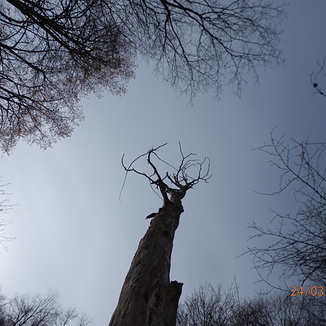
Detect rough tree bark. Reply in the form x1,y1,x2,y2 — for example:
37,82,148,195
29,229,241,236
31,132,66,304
109,191,184,326
109,144,210,326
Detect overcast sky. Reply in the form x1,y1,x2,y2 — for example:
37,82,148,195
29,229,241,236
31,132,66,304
1,1,326,325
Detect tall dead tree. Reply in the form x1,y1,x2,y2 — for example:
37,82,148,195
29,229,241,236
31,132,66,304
109,144,210,326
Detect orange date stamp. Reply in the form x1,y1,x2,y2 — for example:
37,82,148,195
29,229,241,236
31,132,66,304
290,286,325,297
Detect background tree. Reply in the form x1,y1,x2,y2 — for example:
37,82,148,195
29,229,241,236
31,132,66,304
0,0,135,153
0,290,91,326
246,130,326,286
177,283,274,326
1,0,285,153
177,283,326,326
109,144,210,326
176,283,237,326
119,0,285,98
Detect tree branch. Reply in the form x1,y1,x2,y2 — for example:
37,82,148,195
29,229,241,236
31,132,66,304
120,143,211,206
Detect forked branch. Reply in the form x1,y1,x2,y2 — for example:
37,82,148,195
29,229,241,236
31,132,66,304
120,143,211,205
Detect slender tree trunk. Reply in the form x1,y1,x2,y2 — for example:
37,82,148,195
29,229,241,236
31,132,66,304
109,192,186,326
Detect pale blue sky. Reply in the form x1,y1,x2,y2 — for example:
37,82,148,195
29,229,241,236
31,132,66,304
1,1,326,325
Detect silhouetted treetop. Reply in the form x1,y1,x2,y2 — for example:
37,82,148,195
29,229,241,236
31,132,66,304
117,0,285,96
247,131,326,287
0,291,91,326
0,0,134,153
121,143,211,206
0,0,285,153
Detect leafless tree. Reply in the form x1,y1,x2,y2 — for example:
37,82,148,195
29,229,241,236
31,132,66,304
1,0,285,153
177,283,238,326
246,130,326,287
0,0,135,153
110,144,210,326
177,283,275,326
117,0,285,98
310,57,326,97
177,283,326,326
0,291,91,326
120,143,211,206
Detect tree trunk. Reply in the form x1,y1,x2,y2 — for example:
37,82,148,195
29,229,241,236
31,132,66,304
108,193,186,326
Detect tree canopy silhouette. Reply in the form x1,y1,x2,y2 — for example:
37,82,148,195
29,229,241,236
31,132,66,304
0,291,91,326
0,0,134,153
177,283,326,326
247,131,326,287
121,0,285,97
0,0,285,153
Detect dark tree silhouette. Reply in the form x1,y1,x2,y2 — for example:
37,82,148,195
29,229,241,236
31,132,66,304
109,144,210,326
119,0,285,97
0,291,91,326
177,283,326,326
247,130,326,287
0,0,285,153
0,0,134,153
177,284,238,326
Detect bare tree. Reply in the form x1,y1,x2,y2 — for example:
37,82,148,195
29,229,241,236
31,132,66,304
177,283,274,326
117,0,286,98
1,0,285,153
0,291,91,326
109,144,210,326
246,130,326,287
177,283,326,326
0,0,135,153
177,283,238,326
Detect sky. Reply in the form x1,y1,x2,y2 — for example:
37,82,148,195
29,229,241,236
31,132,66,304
1,1,326,325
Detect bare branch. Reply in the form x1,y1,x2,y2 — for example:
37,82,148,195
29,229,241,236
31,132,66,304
119,143,211,205
0,0,135,153
1,0,285,152
177,283,326,326
122,0,286,98
0,291,92,326
246,130,326,287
